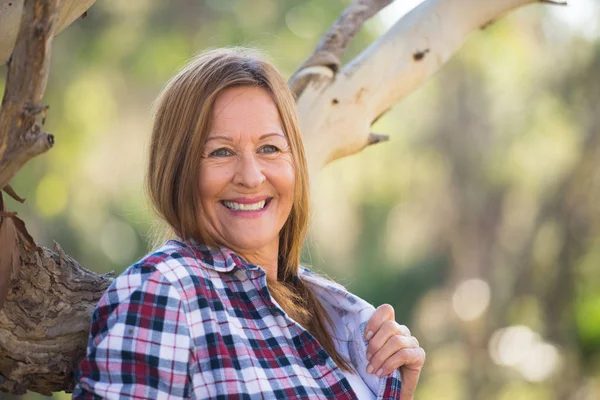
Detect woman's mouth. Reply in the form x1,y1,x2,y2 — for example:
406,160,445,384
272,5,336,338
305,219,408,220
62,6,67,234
220,198,272,211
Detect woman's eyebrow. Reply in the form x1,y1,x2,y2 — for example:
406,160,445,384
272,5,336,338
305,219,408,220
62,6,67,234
259,133,286,140
205,135,232,143
205,132,285,143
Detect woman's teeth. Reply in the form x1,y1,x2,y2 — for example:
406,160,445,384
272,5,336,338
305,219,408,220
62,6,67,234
222,200,267,211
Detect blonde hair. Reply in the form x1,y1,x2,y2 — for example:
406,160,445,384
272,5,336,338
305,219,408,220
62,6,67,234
145,48,352,371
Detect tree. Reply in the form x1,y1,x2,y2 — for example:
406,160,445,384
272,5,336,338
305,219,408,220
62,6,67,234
0,0,568,395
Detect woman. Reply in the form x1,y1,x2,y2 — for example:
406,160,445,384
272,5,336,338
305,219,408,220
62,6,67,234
74,48,425,399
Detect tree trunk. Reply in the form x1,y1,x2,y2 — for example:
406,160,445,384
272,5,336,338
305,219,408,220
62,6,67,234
0,241,112,395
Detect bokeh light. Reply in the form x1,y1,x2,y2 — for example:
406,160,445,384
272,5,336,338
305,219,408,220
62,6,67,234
452,278,491,321
489,325,562,382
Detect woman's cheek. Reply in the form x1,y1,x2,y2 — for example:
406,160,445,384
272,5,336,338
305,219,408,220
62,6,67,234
199,161,235,195
272,157,295,187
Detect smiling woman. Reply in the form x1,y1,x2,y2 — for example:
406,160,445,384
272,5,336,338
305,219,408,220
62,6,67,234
198,86,296,264
72,48,424,399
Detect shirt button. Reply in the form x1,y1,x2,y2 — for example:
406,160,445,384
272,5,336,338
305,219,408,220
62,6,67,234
317,352,328,366
270,307,283,316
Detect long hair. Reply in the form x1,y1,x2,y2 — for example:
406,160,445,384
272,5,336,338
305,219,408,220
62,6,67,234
145,48,352,372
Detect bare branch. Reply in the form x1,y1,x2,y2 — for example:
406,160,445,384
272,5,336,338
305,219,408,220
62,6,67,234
296,0,545,175
289,0,394,97
343,0,547,128
2,184,25,203
367,132,389,146
0,0,61,191
0,0,97,65
539,0,568,5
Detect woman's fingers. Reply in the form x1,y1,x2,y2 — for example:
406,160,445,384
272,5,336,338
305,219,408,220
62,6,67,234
382,346,425,375
366,334,420,376
366,320,397,360
396,348,426,400
366,318,411,361
364,304,425,399
364,304,395,340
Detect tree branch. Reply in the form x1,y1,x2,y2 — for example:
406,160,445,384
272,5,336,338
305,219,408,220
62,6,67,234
296,0,552,176
0,0,62,191
539,0,568,5
289,0,394,97
0,0,97,65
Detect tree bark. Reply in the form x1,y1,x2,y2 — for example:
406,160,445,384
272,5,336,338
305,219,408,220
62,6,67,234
0,0,60,191
0,241,112,395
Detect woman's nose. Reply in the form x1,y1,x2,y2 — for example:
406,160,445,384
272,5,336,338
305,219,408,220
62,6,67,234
233,152,266,188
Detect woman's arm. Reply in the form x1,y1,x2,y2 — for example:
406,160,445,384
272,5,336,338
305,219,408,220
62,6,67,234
73,265,192,399
364,304,426,400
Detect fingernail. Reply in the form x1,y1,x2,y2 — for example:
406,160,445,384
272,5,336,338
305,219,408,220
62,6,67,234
366,364,373,374
366,331,373,340
366,352,372,361
376,368,383,377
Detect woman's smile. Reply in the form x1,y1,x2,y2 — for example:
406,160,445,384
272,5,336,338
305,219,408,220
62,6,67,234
220,196,273,216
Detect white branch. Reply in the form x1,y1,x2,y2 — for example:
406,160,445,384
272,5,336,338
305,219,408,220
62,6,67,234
289,0,394,97
0,0,96,65
296,0,556,176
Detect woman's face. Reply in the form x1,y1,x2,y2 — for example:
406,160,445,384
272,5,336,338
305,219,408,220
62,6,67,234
198,86,295,255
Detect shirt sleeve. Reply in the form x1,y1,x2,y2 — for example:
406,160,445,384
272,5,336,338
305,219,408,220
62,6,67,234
73,265,192,400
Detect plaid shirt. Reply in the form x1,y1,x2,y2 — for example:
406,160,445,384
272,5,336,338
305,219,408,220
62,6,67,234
73,239,402,399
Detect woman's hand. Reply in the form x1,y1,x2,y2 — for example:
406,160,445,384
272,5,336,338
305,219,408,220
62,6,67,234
364,304,425,400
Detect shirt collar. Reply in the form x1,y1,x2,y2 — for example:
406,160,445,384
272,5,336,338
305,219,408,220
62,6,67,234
167,238,251,273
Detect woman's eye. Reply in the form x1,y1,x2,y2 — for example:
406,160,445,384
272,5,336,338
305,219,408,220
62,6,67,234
259,145,279,154
210,148,233,157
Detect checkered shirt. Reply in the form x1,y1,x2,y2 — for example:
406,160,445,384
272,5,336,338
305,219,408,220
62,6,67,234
73,239,402,399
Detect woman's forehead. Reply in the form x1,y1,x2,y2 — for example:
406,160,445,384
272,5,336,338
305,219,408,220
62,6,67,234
212,86,278,119
209,86,284,138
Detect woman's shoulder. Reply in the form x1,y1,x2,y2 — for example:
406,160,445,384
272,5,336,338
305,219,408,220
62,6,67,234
299,265,375,315
298,265,349,294
102,239,219,307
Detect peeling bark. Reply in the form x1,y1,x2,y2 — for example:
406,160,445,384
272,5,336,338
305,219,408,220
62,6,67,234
0,241,112,395
0,0,61,191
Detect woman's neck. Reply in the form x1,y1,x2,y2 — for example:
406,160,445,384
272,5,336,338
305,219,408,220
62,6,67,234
235,241,279,281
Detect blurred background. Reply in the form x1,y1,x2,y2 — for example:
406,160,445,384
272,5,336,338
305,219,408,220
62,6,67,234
1,0,599,399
